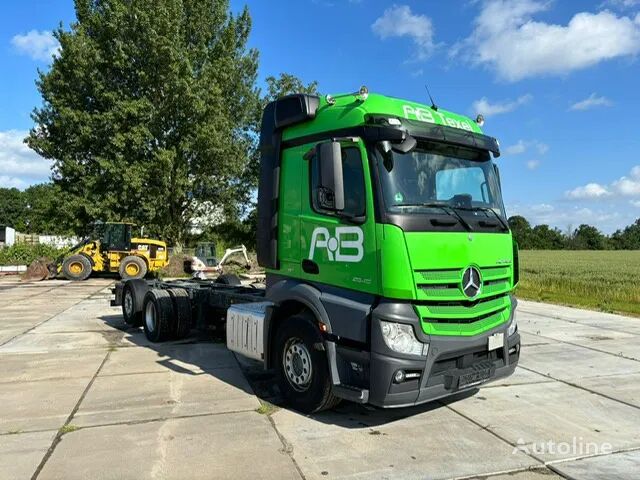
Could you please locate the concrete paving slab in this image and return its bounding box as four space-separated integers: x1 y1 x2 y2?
574 373 640 407
31 304 118 333
99 342 239 376
73 368 259 427
518 331 557 347
549 450 640 480
519 343 640 381
518 312 636 344
271 403 539 480
0 331 115 353
518 300 640 335
0 377 89 433
483 469 564 480
38 412 301 480
0 430 56 480
0 350 107 383
0 328 26 345
443 381 640 462
577 337 640 361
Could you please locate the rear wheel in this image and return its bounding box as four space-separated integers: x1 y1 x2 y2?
122 280 149 327
167 288 192 339
119 256 148 281
142 289 174 342
275 313 340 413
62 255 92 281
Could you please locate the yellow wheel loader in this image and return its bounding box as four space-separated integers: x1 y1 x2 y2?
50 222 169 281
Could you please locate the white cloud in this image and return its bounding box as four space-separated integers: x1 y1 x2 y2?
565 182 611 199
0 130 52 190
372 5 436 59
526 160 541 170
470 94 532 117
453 0 640 82
565 165 640 199
508 202 625 233
602 0 640 9
570 93 613 111
11 30 59 62
504 139 548 156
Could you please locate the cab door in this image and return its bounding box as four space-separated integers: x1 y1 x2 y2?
299 140 378 294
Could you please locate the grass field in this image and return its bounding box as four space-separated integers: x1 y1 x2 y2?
517 250 640 317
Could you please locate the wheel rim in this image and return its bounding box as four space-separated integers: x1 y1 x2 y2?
124 291 133 317
145 301 156 332
69 262 84 275
283 337 313 392
125 263 140 276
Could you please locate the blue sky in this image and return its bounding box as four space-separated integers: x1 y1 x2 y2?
1 0 639 233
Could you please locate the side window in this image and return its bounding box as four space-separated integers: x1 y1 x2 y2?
435 167 488 203
311 146 365 217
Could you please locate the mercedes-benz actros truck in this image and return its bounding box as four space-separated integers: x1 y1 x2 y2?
112 86 521 413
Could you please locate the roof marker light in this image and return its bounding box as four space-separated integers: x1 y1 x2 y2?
325 94 336 105
387 118 401 126
356 85 369 102
475 114 485 127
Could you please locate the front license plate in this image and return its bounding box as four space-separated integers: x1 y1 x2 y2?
488 332 504 351
459 368 492 388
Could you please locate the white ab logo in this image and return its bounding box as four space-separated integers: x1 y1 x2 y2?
309 227 364 263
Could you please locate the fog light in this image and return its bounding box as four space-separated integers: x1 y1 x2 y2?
393 370 405 383
508 318 518 337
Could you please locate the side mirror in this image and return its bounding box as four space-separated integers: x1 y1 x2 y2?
317 141 345 211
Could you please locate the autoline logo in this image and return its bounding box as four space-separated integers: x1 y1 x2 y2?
308 227 364 263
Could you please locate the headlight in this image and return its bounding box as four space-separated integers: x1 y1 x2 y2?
380 321 427 356
508 318 518 337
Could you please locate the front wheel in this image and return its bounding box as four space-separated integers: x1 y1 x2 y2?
275 314 340 413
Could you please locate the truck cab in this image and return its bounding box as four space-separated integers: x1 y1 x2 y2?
256 88 520 411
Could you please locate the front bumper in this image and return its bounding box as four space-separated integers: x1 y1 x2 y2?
365 298 519 408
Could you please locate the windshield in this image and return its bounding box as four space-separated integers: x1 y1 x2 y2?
375 142 506 221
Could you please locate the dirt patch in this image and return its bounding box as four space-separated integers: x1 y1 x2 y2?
159 253 191 278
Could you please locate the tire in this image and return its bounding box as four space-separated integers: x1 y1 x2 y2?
274 313 341 413
62 255 92 281
215 273 241 286
121 279 149 327
142 289 174 342
167 288 192 339
119 256 148 281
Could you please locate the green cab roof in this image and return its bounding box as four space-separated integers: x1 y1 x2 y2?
282 91 484 142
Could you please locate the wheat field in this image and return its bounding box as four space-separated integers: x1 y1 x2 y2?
516 250 640 317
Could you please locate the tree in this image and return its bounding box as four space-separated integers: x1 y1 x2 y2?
530 224 565 249
571 224 607 250
264 73 319 101
610 218 640 250
508 215 532 248
23 183 75 235
0 188 27 231
28 0 260 244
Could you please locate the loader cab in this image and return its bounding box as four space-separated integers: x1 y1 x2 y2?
96 222 133 252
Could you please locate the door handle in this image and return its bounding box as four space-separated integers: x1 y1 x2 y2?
302 259 319 274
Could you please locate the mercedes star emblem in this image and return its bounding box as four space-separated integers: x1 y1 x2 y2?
462 266 482 298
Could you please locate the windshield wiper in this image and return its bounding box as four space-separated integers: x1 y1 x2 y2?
454 206 509 231
393 203 473 231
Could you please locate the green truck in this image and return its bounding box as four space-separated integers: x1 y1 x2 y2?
112 87 520 413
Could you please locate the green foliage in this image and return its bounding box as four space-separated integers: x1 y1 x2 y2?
508 215 640 250
264 73 319 101
0 183 74 235
517 250 640 317
28 0 261 244
0 242 64 266
0 188 28 231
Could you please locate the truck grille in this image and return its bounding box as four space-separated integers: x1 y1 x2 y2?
414 265 513 335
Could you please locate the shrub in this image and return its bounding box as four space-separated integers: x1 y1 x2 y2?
0 243 64 266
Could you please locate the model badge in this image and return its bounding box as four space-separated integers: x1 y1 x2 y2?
462 266 482 298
